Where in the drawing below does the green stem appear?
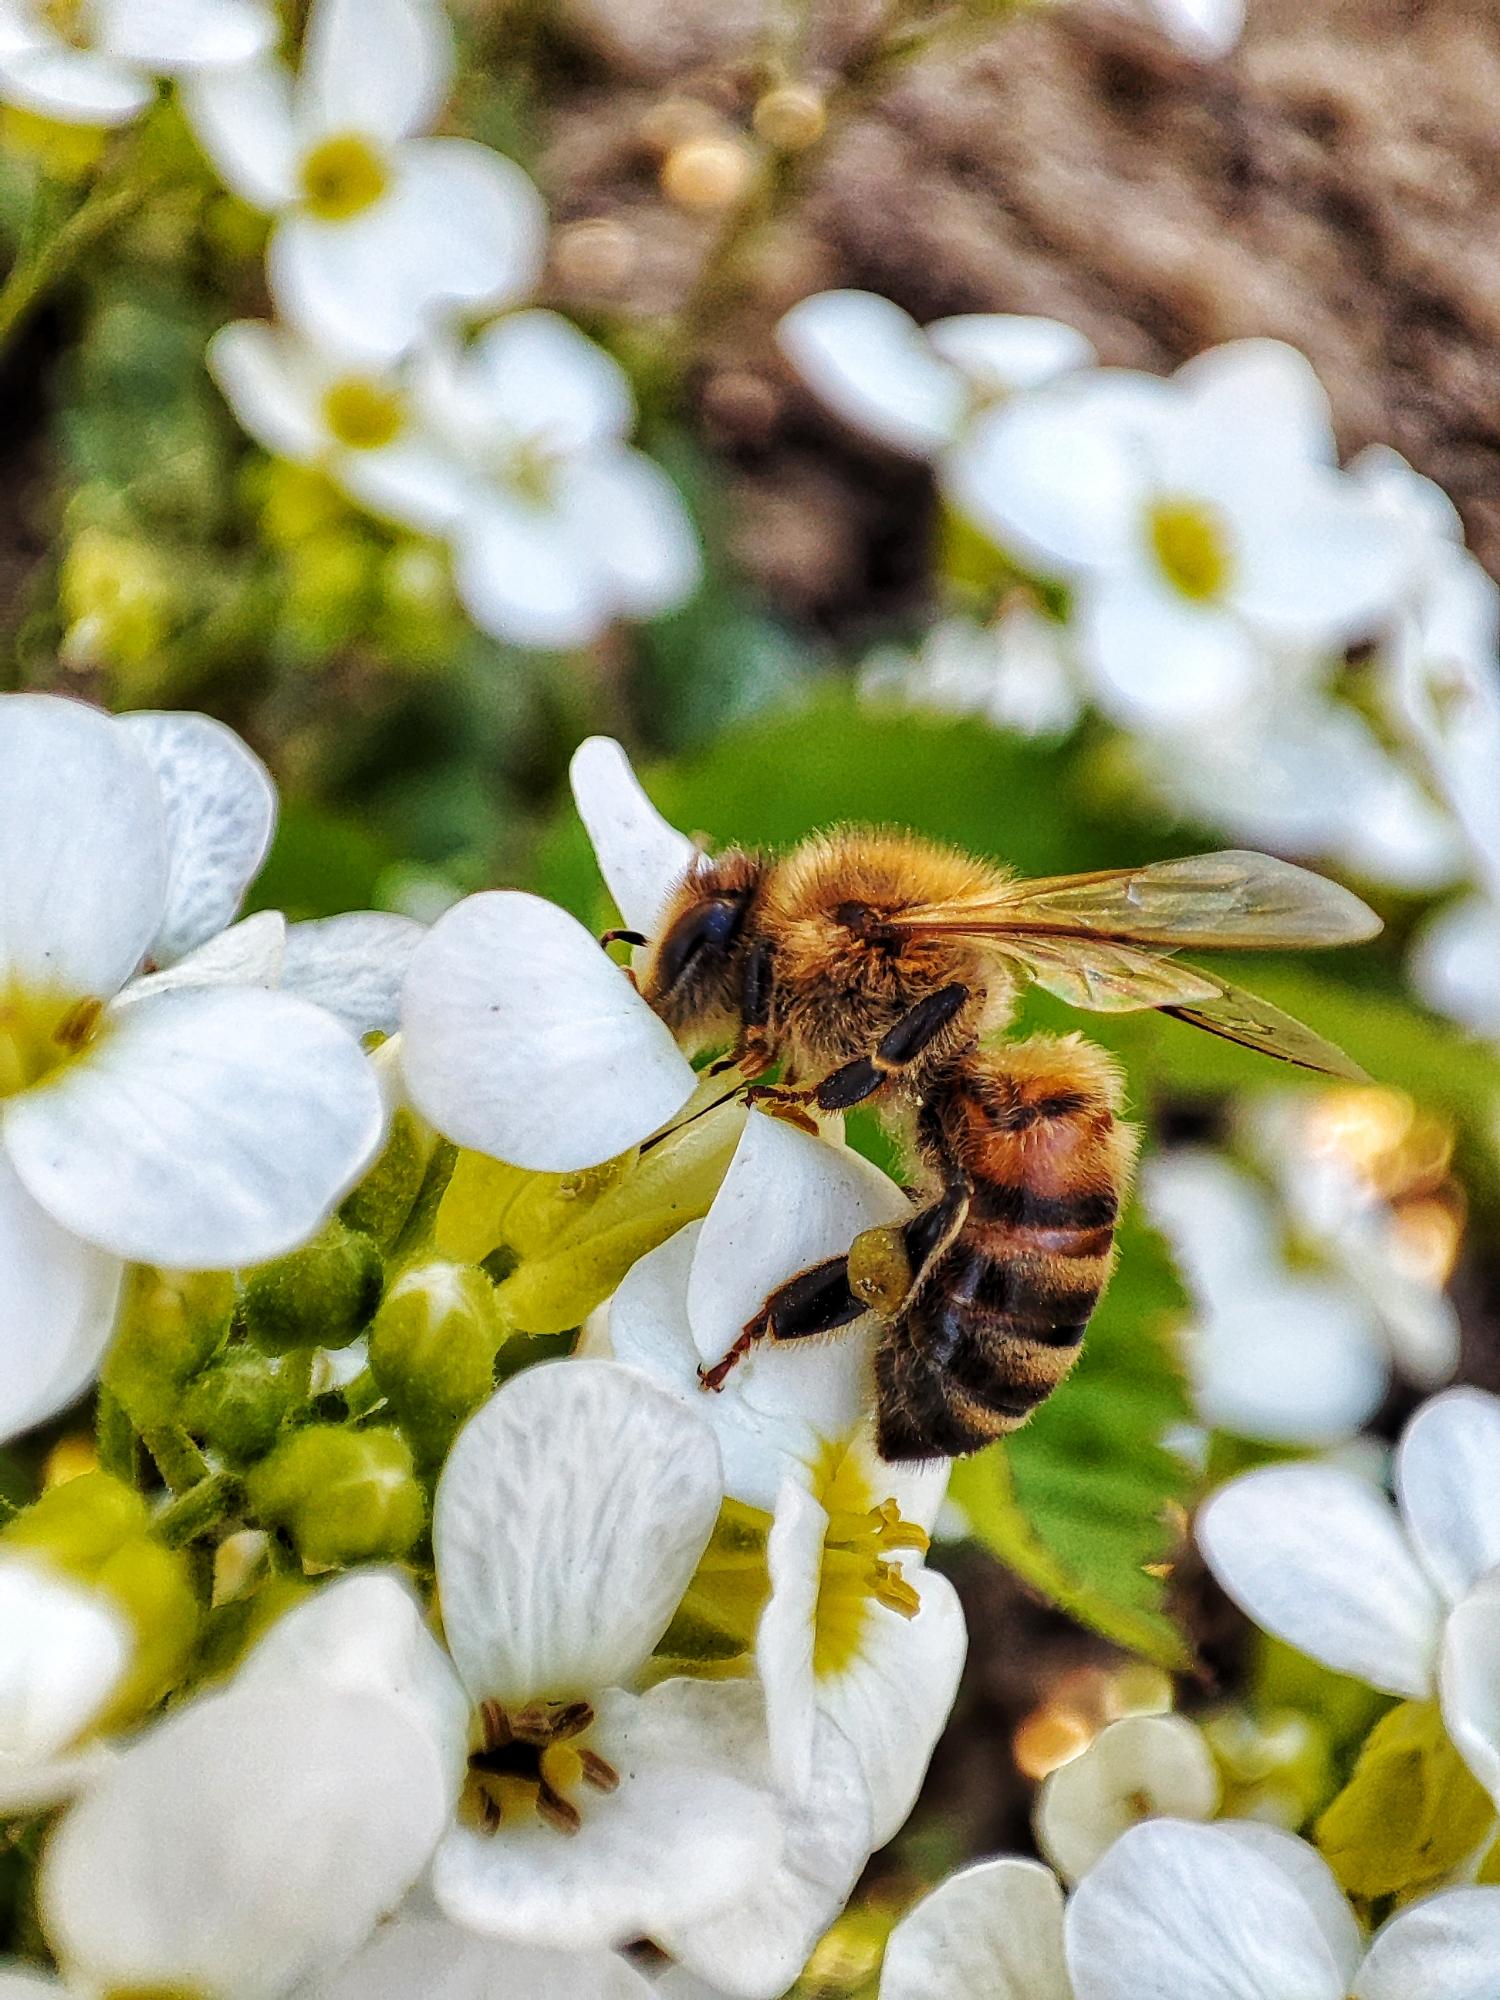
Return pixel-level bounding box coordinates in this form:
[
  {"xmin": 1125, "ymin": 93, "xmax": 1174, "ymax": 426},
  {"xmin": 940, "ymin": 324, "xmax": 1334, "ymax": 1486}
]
[
  {"xmin": 155, "ymin": 1470, "xmax": 244, "ymax": 1548},
  {"xmin": 340, "ymin": 1366, "xmax": 385, "ymax": 1420},
  {"xmin": 0, "ymin": 170, "xmax": 149, "ymax": 354},
  {"xmin": 140, "ymin": 1423, "xmax": 211, "ymax": 1496},
  {"xmin": 95, "ymin": 1385, "xmax": 141, "ymax": 1486}
]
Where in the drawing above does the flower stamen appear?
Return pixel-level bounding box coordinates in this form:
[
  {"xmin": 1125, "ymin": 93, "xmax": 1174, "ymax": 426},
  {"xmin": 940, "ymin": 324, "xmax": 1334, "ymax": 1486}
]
[
  {"xmin": 1147, "ymin": 497, "xmax": 1234, "ymax": 603},
  {"xmin": 298, "ymin": 134, "xmax": 389, "ymax": 221},
  {"xmin": 462, "ymin": 1698, "xmax": 618, "ymax": 1837}
]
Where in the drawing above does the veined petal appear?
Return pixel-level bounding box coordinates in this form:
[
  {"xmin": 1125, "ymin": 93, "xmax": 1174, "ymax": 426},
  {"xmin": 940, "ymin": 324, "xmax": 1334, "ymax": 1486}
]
[
  {"xmin": 1064, "ymin": 1820, "xmax": 1359, "ymax": 2000},
  {"xmin": 1395, "ymin": 1388, "xmax": 1500, "ymax": 1606},
  {"xmin": 927, "ymin": 313, "xmax": 1096, "ymax": 397},
  {"xmin": 652, "ymin": 1682, "xmax": 874, "ymax": 2000},
  {"xmin": 559, "ymin": 449, "xmax": 702, "ymax": 623},
  {"xmin": 41, "ymin": 1687, "xmax": 453, "ymax": 1999},
  {"xmin": 0, "ymin": 1151, "xmax": 123, "ymax": 1447},
  {"xmin": 299, "ymin": 0, "xmax": 453, "ymax": 145},
  {"xmin": 282, "ymin": 911, "xmax": 425, "ymax": 1038},
  {"xmin": 178, "ymin": 58, "xmax": 299, "ymax": 207},
  {"xmin": 431, "ymin": 1679, "xmax": 779, "ymax": 1952},
  {"xmin": 568, "ymin": 735, "xmax": 699, "ymax": 940},
  {"xmin": 1438, "ymin": 1573, "xmax": 1500, "ymax": 1804},
  {"xmin": 1196, "ymin": 1466, "xmax": 1442, "ymax": 1697},
  {"xmin": 119, "ymin": 910, "xmax": 287, "ymax": 1002},
  {"xmin": 777, "ymin": 291, "xmax": 965, "ymax": 457},
  {"xmin": 1356, "ymin": 1889, "xmax": 1500, "ymax": 2000},
  {"xmin": 4, "ymin": 985, "xmax": 385, "ymax": 1267},
  {"xmin": 687, "ymin": 1110, "xmax": 909, "ymax": 1369},
  {"xmin": 1035, "ymin": 1714, "xmax": 1220, "ymax": 1885},
  {"xmin": 1210, "ymin": 1821, "xmax": 1368, "ymax": 1976},
  {"xmin": 97, "ymin": 0, "xmax": 276, "ymax": 70},
  {"xmin": 207, "ymin": 319, "xmax": 328, "ymax": 464},
  {"xmin": 269, "ymin": 140, "xmax": 546, "ymax": 363},
  {"xmin": 1079, "ymin": 575, "xmax": 1263, "ymax": 728},
  {"xmin": 450, "ymin": 492, "xmax": 615, "ymax": 650},
  {"xmin": 0, "ymin": 691, "xmax": 167, "ymax": 998},
  {"xmin": 879, "ymin": 1855, "xmax": 1073, "ymax": 2000},
  {"xmin": 234, "ymin": 1569, "xmax": 469, "ymax": 1791},
  {"xmin": 433, "ymin": 1359, "xmax": 723, "ymax": 1705},
  {"xmin": 0, "ymin": 43, "xmax": 151, "ymax": 124},
  {"xmin": 303, "ymin": 1915, "xmax": 657, "ymax": 2000},
  {"xmin": 0, "ymin": 1558, "xmax": 129, "ymax": 1811},
  {"xmin": 116, "ymin": 709, "xmax": 277, "ymax": 965},
  {"xmin": 398, "ymin": 890, "xmax": 697, "ymax": 1172}
]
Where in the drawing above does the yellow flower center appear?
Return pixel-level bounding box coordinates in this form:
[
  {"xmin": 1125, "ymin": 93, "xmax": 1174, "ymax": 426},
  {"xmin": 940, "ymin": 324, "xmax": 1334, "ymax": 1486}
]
[
  {"xmin": 105, "ymin": 1989, "xmax": 209, "ymax": 2000},
  {"xmin": 321, "ymin": 376, "xmax": 405, "ymax": 452},
  {"xmin": 812, "ymin": 1445, "xmax": 929, "ymax": 1679},
  {"xmin": 298, "ymin": 133, "xmax": 389, "ymax": 222},
  {"xmin": 461, "ymin": 1698, "xmax": 619, "ymax": 1837},
  {"xmin": 0, "ymin": 986, "xmax": 104, "ymax": 1100},
  {"xmin": 1147, "ymin": 497, "xmax": 1234, "ymax": 603}
]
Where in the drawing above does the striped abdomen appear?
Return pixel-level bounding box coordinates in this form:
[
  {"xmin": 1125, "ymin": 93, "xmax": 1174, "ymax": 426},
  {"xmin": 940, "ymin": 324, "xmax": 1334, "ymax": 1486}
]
[{"xmin": 874, "ymin": 1037, "xmax": 1136, "ymax": 1462}]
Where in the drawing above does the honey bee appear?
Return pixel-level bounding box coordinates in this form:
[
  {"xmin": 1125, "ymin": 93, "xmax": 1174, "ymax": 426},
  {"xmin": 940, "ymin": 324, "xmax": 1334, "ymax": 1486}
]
[{"xmin": 627, "ymin": 830, "xmax": 1378, "ymax": 1463}]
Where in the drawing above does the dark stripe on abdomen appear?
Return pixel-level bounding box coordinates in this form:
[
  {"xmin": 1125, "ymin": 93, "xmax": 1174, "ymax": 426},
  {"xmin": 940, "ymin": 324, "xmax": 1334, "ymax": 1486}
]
[{"xmin": 968, "ymin": 1183, "xmax": 1119, "ymax": 1229}]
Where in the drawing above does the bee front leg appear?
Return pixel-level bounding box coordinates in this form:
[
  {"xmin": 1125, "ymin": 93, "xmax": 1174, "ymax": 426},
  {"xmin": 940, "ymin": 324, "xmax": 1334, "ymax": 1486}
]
[{"xmin": 810, "ymin": 983, "xmax": 972, "ymax": 1112}]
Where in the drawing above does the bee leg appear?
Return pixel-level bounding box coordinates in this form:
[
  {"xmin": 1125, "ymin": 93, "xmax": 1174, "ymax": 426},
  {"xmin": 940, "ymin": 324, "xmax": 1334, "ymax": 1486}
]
[
  {"xmin": 848, "ymin": 1169, "xmax": 972, "ymax": 1316},
  {"xmin": 698, "ymin": 1254, "xmax": 866, "ymax": 1391},
  {"xmin": 812, "ymin": 983, "xmax": 972, "ymax": 1112},
  {"xmin": 710, "ymin": 939, "xmax": 779, "ymax": 1078}
]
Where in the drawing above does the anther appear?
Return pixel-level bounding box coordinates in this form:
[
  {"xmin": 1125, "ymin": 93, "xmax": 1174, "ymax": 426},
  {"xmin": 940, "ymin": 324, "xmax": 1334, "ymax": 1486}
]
[{"xmin": 580, "ymin": 1749, "xmax": 620, "ymax": 1793}]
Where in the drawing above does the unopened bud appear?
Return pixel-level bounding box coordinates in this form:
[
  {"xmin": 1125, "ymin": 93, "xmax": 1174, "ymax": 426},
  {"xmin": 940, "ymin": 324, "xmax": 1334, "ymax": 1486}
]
[
  {"xmin": 244, "ymin": 1220, "xmax": 384, "ymax": 1355},
  {"xmin": 340, "ymin": 1107, "xmax": 432, "ymax": 1250},
  {"xmin": 2, "ymin": 1470, "xmax": 149, "ymax": 1571},
  {"xmin": 95, "ymin": 1537, "xmax": 199, "ymax": 1721},
  {"xmin": 752, "ymin": 84, "xmax": 826, "ymax": 151},
  {"xmin": 248, "ymin": 1426, "xmax": 424, "ymax": 1566},
  {"xmin": 661, "ymin": 135, "xmax": 757, "ymax": 212},
  {"xmin": 183, "ymin": 1352, "xmax": 295, "ymax": 1463},
  {"xmin": 369, "ymin": 1261, "xmax": 506, "ymax": 1466},
  {"xmin": 104, "ymin": 1268, "xmax": 236, "ymax": 1428}
]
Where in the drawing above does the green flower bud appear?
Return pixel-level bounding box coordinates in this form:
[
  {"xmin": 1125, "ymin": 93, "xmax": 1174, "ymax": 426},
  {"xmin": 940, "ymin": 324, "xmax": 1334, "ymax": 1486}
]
[
  {"xmin": 94, "ymin": 1537, "xmax": 200, "ymax": 1723},
  {"xmin": 182, "ymin": 1352, "xmax": 295, "ymax": 1464},
  {"xmin": 368, "ymin": 1261, "xmax": 505, "ymax": 1466},
  {"xmin": 103, "ymin": 1268, "xmax": 235, "ymax": 1430},
  {"xmin": 247, "ymin": 1425, "xmax": 424, "ymax": 1567},
  {"xmin": 340, "ymin": 1106, "xmax": 433, "ymax": 1250},
  {"xmin": 243, "ymin": 1220, "xmax": 384, "ymax": 1355},
  {"xmin": 1, "ymin": 1470, "xmax": 148, "ymax": 1570}
]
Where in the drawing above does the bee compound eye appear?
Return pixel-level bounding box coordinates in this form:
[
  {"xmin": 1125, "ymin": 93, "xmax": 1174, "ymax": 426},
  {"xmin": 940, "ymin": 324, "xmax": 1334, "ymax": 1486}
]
[{"xmin": 655, "ymin": 894, "xmax": 748, "ymax": 990}]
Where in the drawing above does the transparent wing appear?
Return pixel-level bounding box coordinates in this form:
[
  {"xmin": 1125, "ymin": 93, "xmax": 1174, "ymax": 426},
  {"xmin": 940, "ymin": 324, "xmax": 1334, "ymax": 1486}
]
[
  {"xmin": 997, "ymin": 934, "xmax": 1225, "ymax": 1013},
  {"xmin": 1160, "ymin": 977, "xmax": 1369, "ymax": 1081},
  {"xmin": 888, "ymin": 850, "xmax": 1382, "ymax": 951}
]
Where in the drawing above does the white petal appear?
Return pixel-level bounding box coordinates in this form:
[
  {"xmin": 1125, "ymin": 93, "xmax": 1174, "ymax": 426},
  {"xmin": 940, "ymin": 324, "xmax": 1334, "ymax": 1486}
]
[
  {"xmin": 1185, "ymin": 1278, "xmax": 1389, "ymax": 1448},
  {"xmin": 1145, "ymin": 0, "xmax": 1244, "ymax": 55},
  {"xmin": 1350, "ymin": 442, "xmax": 1464, "ymax": 547},
  {"xmin": 687, "ymin": 1110, "xmax": 909, "ymax": 1369},
  {"xmin": 1438, "ymin": 1574, "xmax": 1500, "ymax": 1805},
  {"xmin": 299, "ymin": 0, "xmax": 452, "ymax": 144},
  {"xmin": 0, "ymin": 1150, "xmax": 123, "ymax": 1446},
  {"xmin": 121, "ymin": 910, "xmax": 287, "ymax": 1002},
  {"xmin": 559, "ymin": 449, "xmax": 702, "ymax": 623},
  {"xmin": 927, "ymin": 314, "xmax": 1096, "ymax": 397},
  {"xmin": 234, "ymin": 1569, "xmax": 469, "ymax": 1791},
  {"xmin": 1141, "ymin": 1149, "xmax": 1280, "ymax": 1294},
  {"xmin": 1209, "ymin": 1821, "xmax": 1369, "ymax": 1975},
  {"xmin": 116, "ymin": 709, "xmax": 277, "ymax": 965},
  {"xmin": 42, "ymin": 1687, "xmax": 454, "ymax": 1999},
  {"xmin": 1064, "ymin": 1820, "xmax": 1358, "ymax": 2000},
  {"xmin": 207, "ymin": 319, "xmax": 327, "ymax": 464},
  {"xmin": 1233, "ymin": 478, "xmax": 1414, "ymax": 643},
  {"xmin": 451, "ymin": 493, "xmax": 614, "ymax": 650},
  {"xmin": 434, "ymin": 1359, "xmax": 722, "ymax": 1705},
  {"xmin": 456, "ymin": 310, "xmax": 634, "ymax": 456},
  {"xmin": 304, "ymin": 1915, "xmax": 657, "ymax": 2000},
  {"xmin": 0, "ymin": 1972, "xmax": 63, "ymax": 1995},
  {"xmin": 1173, "ymin": 339, "xmax": 1336, "ymax": 474},
  {"xmin": 431, "ymin": 1679, "xmax": 779, "ymax": 1952},
  {"xmin": 569, "ymin": 735, "xmax": 699, "ymax": 940},
  {"xmin": 178, "ymin": 58, "xmax": 299, "ymax": 207},
  {"xmin": 337, "ymin": 436, "xmax": 472, "ymax": 536},
  {"xmin": 4, "ymin": 985, "xmax": 385, "ymax": 1267},
  {"xmin": 0, "ymin": 1558, "xmax": 129, "ymax": 1811},
  {"xmin": 757, "ymin": 1478, "xmax": 824, "ymax": 1798},
  {"xmin": 270, "ymin": 140, "xmax": 546, "ymax": 363},
  {"xmin": 880, "ymin": 1855, "xmax": 1072, "ymax": 2000},
  {"xmin": 1394, "ymin": 1388, "xmax": 1500, "ymax": 1605},
  {"xmin": 1410, "ymin": 894, "xmax": 1500, "ymax": 1039},
  {"xmin": 1079, "ymin": 575, "xmax": 1263, "ymax": 728},
  {"xmin": 1035, "ymin": 1714, "xmax": 1221, "ymax": 1885},
  {"xmin": 398, "ymin": 890, "xmax": 697, "ymax": 1172},
  {"xmin": 0, "ymin": 691, "xmax": 167, "ymax": 998},
  {"xmin": 1356, "ymin": 1889, "xmax": 1500, "ymax": 2000},
  {"xmin": 652, "ymin": 1683, "xmax": 874, "ymax": 2000},
  {"xmin": 1196, "ymin": 1466, "xmax": 1442, "ymax": 1696},
  {"xmin": 282, "ymin": 911, "xmax": 425, "ymax": 1038},
  {"xmin": 98, "ymin": 0, "xmax": 276, "ymax": 70},
  {"xmin": 0, "ymin": 43, "xmax": 151, "ymax": 123},
  {"xmin": 777, "ymin": 291, "xmax": 965, "ymax": 457}
]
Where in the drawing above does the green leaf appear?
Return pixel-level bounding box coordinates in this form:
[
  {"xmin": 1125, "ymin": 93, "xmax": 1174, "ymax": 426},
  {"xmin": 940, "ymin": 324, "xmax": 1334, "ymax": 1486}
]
[
  {"xmin": 949, "ymin": 1210, "xmax": 1194, "ymax": 1672},
  {"xmin": 1315, "ymin": 1698, "xmax": 1495, "ymax": 1898}
]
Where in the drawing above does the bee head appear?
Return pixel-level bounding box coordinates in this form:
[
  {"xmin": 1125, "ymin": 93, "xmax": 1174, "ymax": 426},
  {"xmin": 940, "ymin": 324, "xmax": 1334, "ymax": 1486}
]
[{"xmin": 639, "ymin": 850, "xmax": 764, "ymax": 1037}]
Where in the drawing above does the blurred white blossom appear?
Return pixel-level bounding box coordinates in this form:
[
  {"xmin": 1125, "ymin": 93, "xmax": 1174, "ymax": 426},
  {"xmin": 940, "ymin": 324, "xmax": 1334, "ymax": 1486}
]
[
  {"xmin": 0, "ymin": 1557, "xmax": 128, "ymax": 1815},
  {"xmin": 0, "ymin": 0, "xmax": 273, "ymax": 127},
  {"xmin": 1093, "ymin": 0, "xmax": 1244, "ymax": 59},
  {"xmin": 861, "ymin": 607, "xmax": 1084, "ymax": 738},
  {"xmin": 1034, "ymin": 1713, "xmax": 1221, "ymax": 1884},
  {"xmin": 878, "ymin": 1856, "xmax": 1072, "ymax": 2000}
]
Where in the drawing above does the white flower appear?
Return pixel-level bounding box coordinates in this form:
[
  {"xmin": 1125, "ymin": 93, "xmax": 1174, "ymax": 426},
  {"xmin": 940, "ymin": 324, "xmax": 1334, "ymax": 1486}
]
[
  {"xmin": 0, "ymin": 1557, "xmax": 129, "ymax": 1815},
  {"xmin": 37, "ymin": 1669, "xmax": 457, "ymax": 1998},
  {"xmin": 299, "ymin": 1913, "xmax": 657, "ymax": 2000},
  {"xmin": 0, "ymin": 696, "xmax": 390, "ymax": 1444},
  {"xmin": 1198, "ymin": 1387, "xmax": 1500, "ymax": 1802},
  {"xmin": 0, "ymin": 0, "xmax": 273, "ymax": 128},
  {"xmin": 879, "ymin": 1856, "xmax": 1073, "ymax": 2000},
  {"xmin": 951, "ymin": 340, "xmax": 1413, "ymax": 728},
  {"xmin": 1065, "ymin": 1818, "xmax": 1500, "ymax": 1999},
  {"xmin": 399, "ymin": 735, "xmax": 701, "ymax": 1171},
  {"xmin": 1034, "ymin": 1714, "xmax": 1221, "ymax": 1885},
  {"xmin": 1144, "ymin": 1146, "xmax": 1455, "ymax": 1446},
  {"xmin": 208, "ymin": 316, "xmax": 469, "ymax": 538},
  {"xmin": 861, "ymin": 607, "xmax": 1084, "ymax": 739},
  {"xmin": 414, "ymin": 312, "xmax": 701, "ymax": 649},
  {"xmin": 1091, "ymin": 0, "xmax": 1244, "ymax": 58},
  {"xmin": 778, "ymin": 290, "xmax": 1095, "ymax": 459},
  {"xmin": 181, "ymin": 0, "xmax": 546, "ymax": 362},
  {"xmin": 1411, "ymin": 892, "xmax": 1500, "ymax": 1040}
]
